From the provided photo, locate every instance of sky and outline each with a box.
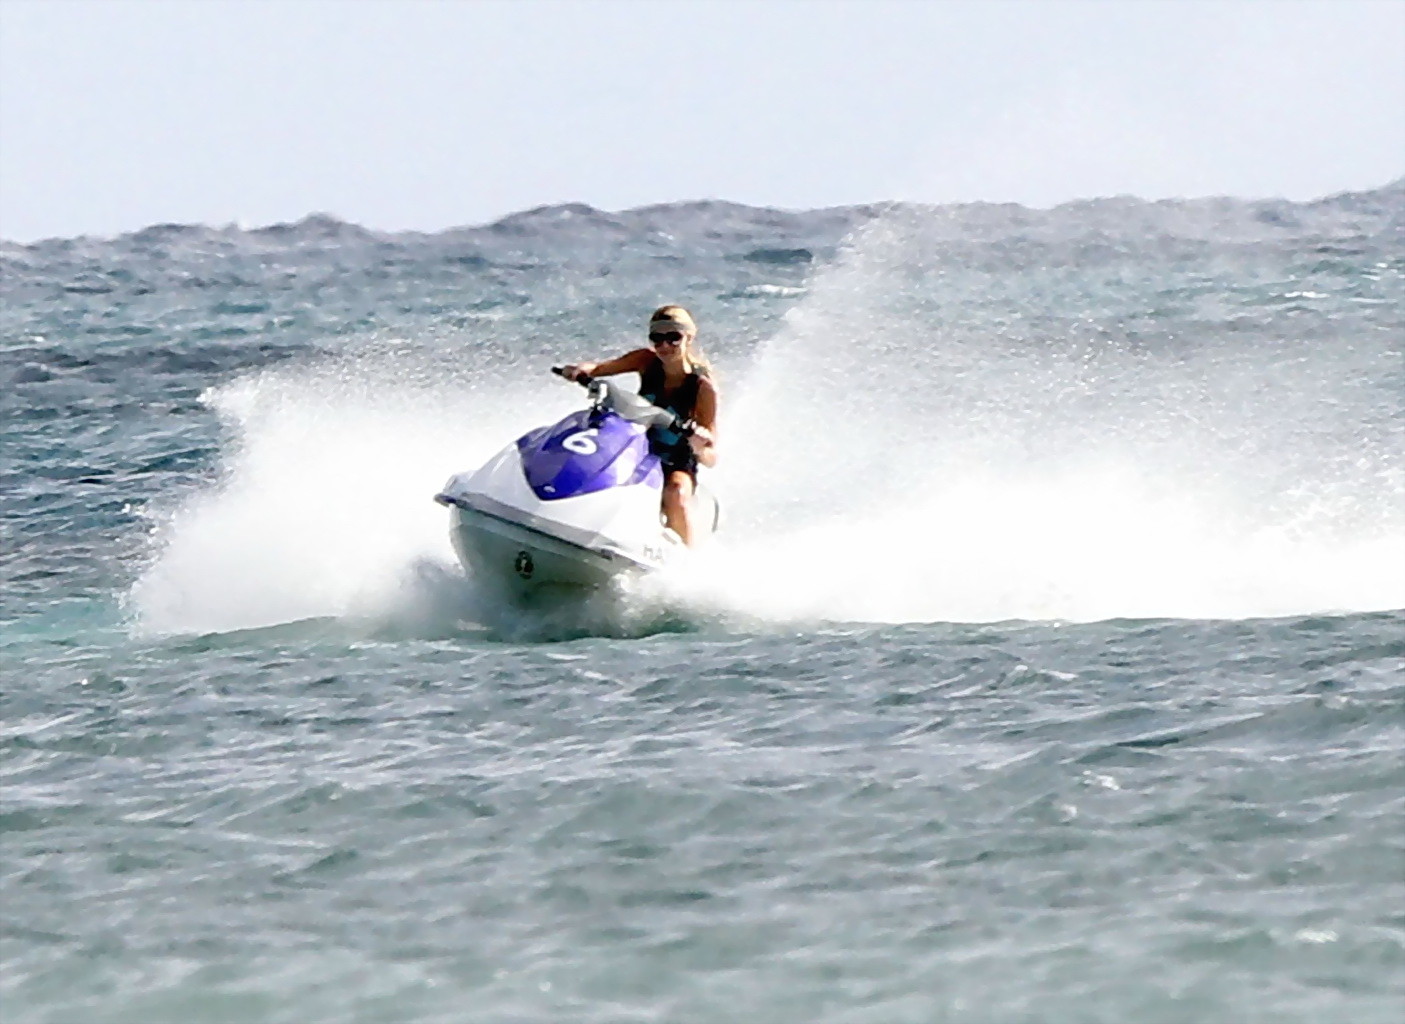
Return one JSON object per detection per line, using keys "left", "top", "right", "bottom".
{"left": 1, "top": 0, "right": 1402, "bottom": 242}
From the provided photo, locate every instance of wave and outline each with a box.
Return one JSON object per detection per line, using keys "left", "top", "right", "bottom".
{"left": 126, "top": 192, "right": 1404, "bottom": 636}
{"left": 6, "top": 177, "right": 1401, "bottom": 256}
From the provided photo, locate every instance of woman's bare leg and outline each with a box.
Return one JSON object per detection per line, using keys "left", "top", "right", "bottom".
{"left": 661, "top": 471, "right": 696, "bottom": 547}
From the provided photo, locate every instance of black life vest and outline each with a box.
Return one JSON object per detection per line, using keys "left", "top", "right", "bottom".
{"left": 639, "top": 358, "right": 703, "bottom": 456}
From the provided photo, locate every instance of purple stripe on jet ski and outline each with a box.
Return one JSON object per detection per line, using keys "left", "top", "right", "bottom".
{"left": 517, "top": 410, "right": 661, "bottom": 500}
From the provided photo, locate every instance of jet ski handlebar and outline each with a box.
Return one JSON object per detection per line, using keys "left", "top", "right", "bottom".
{"left": 549, "top": 366, "right": 687, "bottom": 434}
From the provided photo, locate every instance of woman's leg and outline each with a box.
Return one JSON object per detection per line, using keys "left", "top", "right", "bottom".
{"left": 661, "top": 470, "right": 697, "bottom": 547}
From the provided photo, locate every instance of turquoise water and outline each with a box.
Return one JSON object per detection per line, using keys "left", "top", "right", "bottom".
{"left": 3, "top": 188, "right": 1404, "bottom": 1022}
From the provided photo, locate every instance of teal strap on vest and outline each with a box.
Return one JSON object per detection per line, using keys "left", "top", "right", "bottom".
{"left": 639, "top": 358, "right": 701, "bottom": 425}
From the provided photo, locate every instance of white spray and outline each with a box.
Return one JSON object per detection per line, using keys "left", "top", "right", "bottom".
{"left": 130, "top": 211, "right": 1405, "bottom": 635}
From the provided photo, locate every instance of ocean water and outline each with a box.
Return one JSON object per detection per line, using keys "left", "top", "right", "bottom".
{"left": 2, "top": 185, "right": 1403, "bottom": 1023}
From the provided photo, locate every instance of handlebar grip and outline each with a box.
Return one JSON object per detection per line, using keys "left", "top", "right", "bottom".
{"left": 550, "top": 366, "right": 590, "bottom": 385}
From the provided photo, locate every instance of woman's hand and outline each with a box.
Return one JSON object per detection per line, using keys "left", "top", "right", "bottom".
{"left": 688, "top": 424, "right": 715, "bottom": 455}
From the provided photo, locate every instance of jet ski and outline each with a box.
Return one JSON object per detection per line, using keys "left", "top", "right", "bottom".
{"left": 435, "top": 368, "right": 718, "bottom": 593}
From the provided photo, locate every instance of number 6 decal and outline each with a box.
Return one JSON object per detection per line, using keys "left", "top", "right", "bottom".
{"left": 562, "top": 429, "right": 599, "bottom": 455}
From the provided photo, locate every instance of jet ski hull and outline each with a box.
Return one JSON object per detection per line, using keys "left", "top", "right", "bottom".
{"left": 437, "top": 490, "right": 658, "bottom": 591}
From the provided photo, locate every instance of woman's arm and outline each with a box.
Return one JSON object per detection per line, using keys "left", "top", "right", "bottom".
{"left": 560, "top": 348, "right": 653, "bottom": 381}
{"left": 689, "top": 377, "right": 719, "bottom": 468}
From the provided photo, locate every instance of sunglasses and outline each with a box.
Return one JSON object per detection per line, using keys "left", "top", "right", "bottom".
{"left": 649, "top": 331, "right": 684, "bottom": 346}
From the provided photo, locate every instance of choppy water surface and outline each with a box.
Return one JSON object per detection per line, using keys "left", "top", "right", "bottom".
{"left": 3, "top": 186, "right": 1403, "bottom": 1022}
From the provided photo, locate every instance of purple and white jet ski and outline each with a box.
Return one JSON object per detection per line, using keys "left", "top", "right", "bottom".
{"left": 435, "top": 369, "right": 718, "bottom": 592}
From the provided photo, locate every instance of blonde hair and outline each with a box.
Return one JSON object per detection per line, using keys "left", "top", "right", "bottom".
{"left": 650, "top": 304, "right": 713, "bottom": 378}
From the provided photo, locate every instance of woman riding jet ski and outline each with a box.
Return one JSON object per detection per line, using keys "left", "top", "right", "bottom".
{"left": 560, "top": 305, "right": 719, "bottom": 547}
{"left": 435, "top": 306, "right": 719, "bottom": 593}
